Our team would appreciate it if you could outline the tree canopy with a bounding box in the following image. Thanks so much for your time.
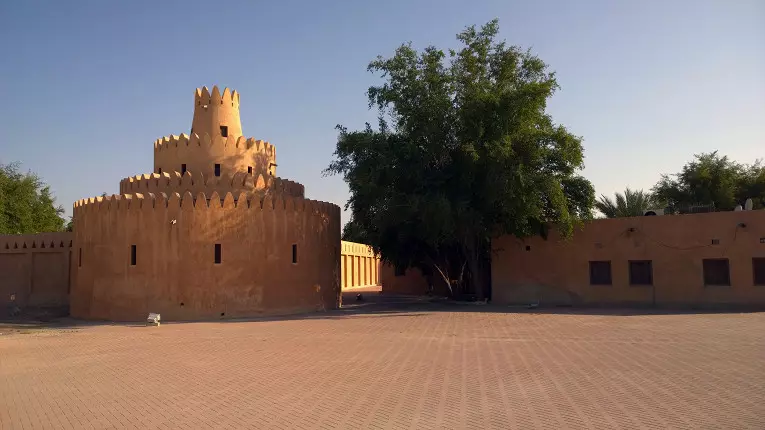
[0,162,67,234]
[595,188,656,218]
[325,20,594,298]
[652,151,765,211]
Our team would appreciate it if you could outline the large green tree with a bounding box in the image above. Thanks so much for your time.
[326,20,594,299]
[595,188,656,218]
[0,162,66,234]
[652,151,765,211]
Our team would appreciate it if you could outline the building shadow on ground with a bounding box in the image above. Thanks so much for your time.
[2,289,763,334]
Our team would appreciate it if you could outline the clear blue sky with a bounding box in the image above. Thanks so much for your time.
[1,0,763,223]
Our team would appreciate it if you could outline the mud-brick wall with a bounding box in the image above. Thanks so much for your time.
[0,232,73,309]
[492,210,765,308]
[70,192,341,321]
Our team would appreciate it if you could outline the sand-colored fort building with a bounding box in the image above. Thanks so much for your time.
[67,86,342,320]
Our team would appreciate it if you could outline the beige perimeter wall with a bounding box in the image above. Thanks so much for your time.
[340,241,381,289]
[71,192,341,321]
[492,210,765,308]
[0,232,73,309]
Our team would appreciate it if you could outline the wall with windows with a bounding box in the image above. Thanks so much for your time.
[340,241,381,289]
[70,192,341,321]
[492,210,765,308]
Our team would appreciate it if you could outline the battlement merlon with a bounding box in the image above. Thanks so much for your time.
[191,85,243,139]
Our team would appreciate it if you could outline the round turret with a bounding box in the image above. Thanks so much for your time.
[152,85,277,179]
[191,86,242,138]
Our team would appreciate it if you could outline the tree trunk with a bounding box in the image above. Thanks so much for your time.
[469,253,484,301]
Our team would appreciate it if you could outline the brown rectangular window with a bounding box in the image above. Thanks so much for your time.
[753,258,765,286]
[248,166,253,174]
[703,259,730,286]
[214,164,221,177]
[220,126,228,137]
[130,245,136,266]
[629,260,653,285]
[292,244,298,264]
[158,168,162,174]
[181,164,187,175]
[589,261,612,285]
[214,244,221,264]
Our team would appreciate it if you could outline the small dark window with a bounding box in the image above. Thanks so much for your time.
[130,245,137,266]
[248,166,253,174]
[181,164,187,175]
[753,258,765,286]
[589,261,612,285]
[158,168,162,174]
[525,245,531,251]
[214,164,221,177]
[214,244,222,264]
[703,259,730,286]
[629,260,653,285]
[394,265,406,277]
[711,239,720,245]
[220,126,228,137]
[292,244,298,264]
[78,248,82,267]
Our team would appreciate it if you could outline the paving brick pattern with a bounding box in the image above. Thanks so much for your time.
[1,305,764,429]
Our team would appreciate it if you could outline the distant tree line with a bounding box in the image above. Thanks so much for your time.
[596,151,765,218]
[0,162,67,234]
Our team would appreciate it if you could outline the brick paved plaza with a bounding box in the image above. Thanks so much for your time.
[1,297,764,429]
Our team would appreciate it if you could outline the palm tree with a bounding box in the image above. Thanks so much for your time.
[595,188,656,218]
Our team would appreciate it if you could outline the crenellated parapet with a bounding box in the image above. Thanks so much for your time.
[153,132,277,177]
[0,232,73,251]
[118,171,304,198]
[195,85,240,109]
[74,191,337,215]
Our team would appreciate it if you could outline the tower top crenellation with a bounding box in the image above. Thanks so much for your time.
[191,85,243,139]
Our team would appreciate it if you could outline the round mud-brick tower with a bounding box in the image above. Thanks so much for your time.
[70,86,341,321]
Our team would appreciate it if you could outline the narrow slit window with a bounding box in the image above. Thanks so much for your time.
[214,164,221,177]
[292,244,298,264]
[214,244,222,264]
[130,245,137,266]
[181,164,187,175]
[78,248,82,267]
[247,166,253,174]
[220,126,228,137]
[158,168,162,175]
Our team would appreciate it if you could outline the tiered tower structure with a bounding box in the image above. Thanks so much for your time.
[70,86,341,321]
